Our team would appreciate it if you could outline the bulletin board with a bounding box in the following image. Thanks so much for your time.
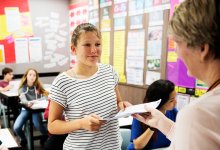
[0,0,70,74]
[87,0,170,87]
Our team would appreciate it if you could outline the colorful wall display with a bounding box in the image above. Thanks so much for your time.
[0,0,33,64]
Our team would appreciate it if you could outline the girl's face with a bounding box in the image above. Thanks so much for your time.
[26,70,37,86]
[71,31,102,67]
[162,90,177,111]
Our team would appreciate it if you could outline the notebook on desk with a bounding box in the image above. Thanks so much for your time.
[31,100,48,109]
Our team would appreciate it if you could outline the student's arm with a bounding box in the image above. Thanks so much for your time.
[115,86,132,111]
[0,85,12,92]
[127,118,154,150]
[48,101,104,134]
[133,128,154,149]
[19,88,29,105]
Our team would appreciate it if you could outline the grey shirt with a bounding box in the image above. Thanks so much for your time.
[19,84,47,105]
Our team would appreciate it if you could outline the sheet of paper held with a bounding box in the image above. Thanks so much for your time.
[100,99,161,121]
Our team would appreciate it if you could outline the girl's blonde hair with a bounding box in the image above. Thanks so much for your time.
[71,23,101,46]
[18,68,49,96]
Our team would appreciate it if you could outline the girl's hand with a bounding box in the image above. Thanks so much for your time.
[27,101,34,108]
[80,114,105,131]
[27,100,38,108]
[118,101,132,111]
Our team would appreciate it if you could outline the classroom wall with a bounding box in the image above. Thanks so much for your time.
[68,0,170,104]
[0,0,70,76]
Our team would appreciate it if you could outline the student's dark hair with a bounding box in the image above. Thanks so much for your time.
[144,79,175,109]
[71,23,101,46]
[141,79,175,147]
[2,67,13,77]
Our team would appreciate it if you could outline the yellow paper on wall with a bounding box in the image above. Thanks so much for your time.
[101,32,110,64]
[167,51,177,62]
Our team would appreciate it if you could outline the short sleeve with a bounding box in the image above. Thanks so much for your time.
[111,65,119,87]
[48,75,67,108]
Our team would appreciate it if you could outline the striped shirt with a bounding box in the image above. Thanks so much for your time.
[49,64,121,150]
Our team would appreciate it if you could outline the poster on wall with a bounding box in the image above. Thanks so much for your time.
[35,12,69,69]
[100,0,112,8]
[0,0,33,64]
[113,1,127,18]
[130,15,143,29]
[147,26,163,56]
[113,31,126,83]
[14,38,29,64]
[69,2,88,33]
[145,0,170,12]
[88,0,99,25]
[129,0,145,16]
[5,7,21,32]
[101,32,110,64]
[146,56,161,71]
[148,10,163,26]
[29,37,43,63]
[195,79,208,97]
[126,30,145,85]
[114,17,126,30]
[0,45,5,64]
[146,71,160,85]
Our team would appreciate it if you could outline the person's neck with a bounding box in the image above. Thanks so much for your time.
[3,78,9,82]
[27,82,34,87]
[74,63,98,77]
[202,59,220,87]
[159,108,166,114]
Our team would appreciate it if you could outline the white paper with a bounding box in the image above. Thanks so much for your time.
[0,129,19,148]
[146,71,160,85]
[101,99,161,120]
[31,100,48,110]
[176,93,190,110]
[5,7,21,32]
[29,37,43,62]
[14,38,29,63]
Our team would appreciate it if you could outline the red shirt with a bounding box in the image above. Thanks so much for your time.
[0,81,9,88]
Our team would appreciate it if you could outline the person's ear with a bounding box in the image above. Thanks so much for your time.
[71,45,77,55]
[200,43,209,62]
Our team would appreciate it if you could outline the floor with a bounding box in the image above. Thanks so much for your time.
[0,120,46,150]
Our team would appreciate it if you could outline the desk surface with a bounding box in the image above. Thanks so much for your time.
[0,83,51,97]
[118,116,133,127]
[0,128,21,148]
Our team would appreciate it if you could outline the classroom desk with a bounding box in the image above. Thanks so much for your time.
[0,128,22,150]
[20,101,48,150]
[0,91,20,128]
[118,116,133,128]
[0,84,51,128]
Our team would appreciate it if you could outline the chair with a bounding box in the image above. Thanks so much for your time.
[120,128,131,150]
[0,99,8,128]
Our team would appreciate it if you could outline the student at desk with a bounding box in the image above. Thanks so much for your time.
[0,67,13,92]
[13,68,48,147]
[127,80,178,150]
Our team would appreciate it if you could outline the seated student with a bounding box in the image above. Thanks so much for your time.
[0,67,13,92]
[13,68,48,147]
[43,100,67,150]
[127,79,178,150]
[0,67,20,125]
